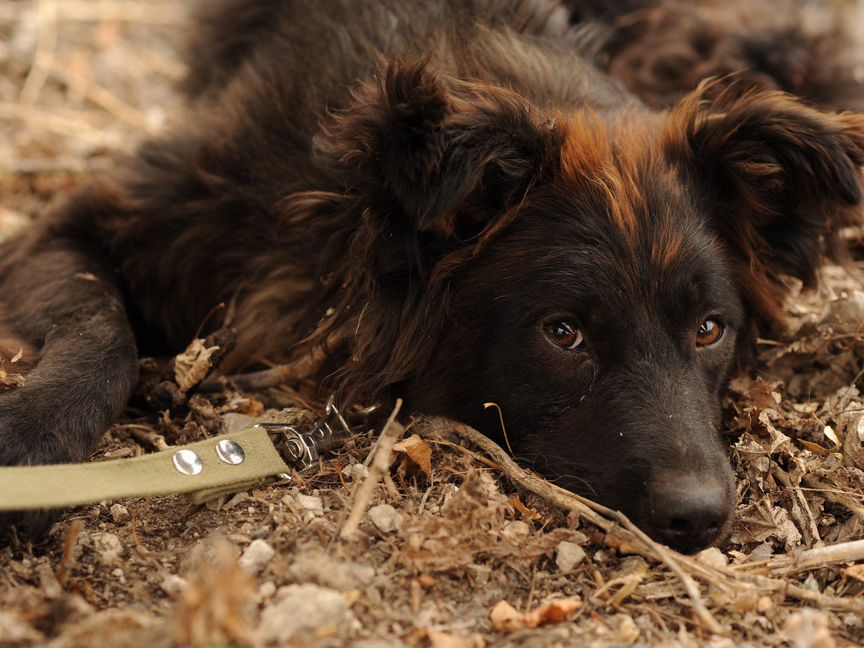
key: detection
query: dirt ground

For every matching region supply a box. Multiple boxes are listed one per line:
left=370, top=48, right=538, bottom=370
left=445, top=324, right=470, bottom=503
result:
left=2, top=2, right=864, bottom=646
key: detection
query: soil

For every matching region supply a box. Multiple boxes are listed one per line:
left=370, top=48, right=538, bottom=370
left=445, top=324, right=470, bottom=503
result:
left=1, top=2, right=864, bottom=646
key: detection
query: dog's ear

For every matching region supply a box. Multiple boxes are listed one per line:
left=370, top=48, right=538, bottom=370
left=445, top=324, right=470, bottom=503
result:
left=309, top=60, right=555, bottom=397
left=664, top=82, right=864, bottom=331
left=317, top=59, right=554, bottom=245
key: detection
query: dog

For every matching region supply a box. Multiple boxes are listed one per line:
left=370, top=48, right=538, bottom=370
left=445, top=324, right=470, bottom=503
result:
left=1, top=0, right=863, bottom=553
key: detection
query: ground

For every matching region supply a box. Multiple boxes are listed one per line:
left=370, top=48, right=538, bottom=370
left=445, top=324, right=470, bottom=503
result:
left=1, top=2, right=864, bottom=647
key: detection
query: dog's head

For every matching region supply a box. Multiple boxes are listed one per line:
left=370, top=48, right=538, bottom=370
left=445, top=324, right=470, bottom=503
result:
left=315, top=62, right=864, bottom=552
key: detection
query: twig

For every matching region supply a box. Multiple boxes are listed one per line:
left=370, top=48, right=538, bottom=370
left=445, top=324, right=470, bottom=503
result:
left=339, top=400, right=404, bottom=540
left=198, top=344, right=335, bottom=392
left=125, top=424, right=170, bottom=452
left=803, top=475, right=864, bottom=523
left=55, top=1, right=187, bottom=24
left=416, top=417, right=722, bottom=634
left=52, top=68, right=153, bottom=132
left=19, top=0, right=58, bottom=105
left=741, top=539, right=864, bottom=576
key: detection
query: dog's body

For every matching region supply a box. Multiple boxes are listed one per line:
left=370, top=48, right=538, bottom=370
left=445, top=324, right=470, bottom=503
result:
left=2, top=0, right=863, bottom=552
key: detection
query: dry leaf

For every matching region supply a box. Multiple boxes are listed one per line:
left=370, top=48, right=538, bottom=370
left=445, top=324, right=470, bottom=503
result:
left=490, top=598, right=581, bottom=633
left=426, top=630, right=485, bottom=648
left=174, top=338, right=220, bottom=392
left=843, top=564, right=864, bottom=582
left=508, top=495, right=541, bottom=520
left=489, top=600, right=524, bottom=633
left=393, top=433, right=433, bottom=481
left=0, top=366, right=25, bottom=391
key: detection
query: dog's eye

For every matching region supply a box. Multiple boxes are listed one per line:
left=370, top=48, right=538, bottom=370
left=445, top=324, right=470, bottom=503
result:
left=696, top=319, right=724, bottom=347
left=544, top=320, right=584, bottom=350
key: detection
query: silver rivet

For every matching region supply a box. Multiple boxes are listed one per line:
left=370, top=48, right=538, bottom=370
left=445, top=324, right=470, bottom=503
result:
left=216, top=439, right=245, bottom=465
left=173, top=449, right=203, bottom=476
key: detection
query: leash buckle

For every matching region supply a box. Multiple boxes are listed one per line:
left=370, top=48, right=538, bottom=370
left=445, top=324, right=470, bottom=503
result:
left=261, top=397, right=351, bottom=474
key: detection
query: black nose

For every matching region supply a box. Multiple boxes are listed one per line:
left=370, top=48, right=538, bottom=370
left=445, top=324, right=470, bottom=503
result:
left=648, top=474, right=731, bottom=554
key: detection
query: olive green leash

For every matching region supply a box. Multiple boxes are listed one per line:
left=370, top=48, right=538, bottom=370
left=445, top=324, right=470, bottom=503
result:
left=0, top=413, right=346, bottom=512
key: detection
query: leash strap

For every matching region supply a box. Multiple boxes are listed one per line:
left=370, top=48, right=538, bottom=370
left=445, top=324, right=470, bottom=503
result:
left=0, top=426, right=290, bottom=512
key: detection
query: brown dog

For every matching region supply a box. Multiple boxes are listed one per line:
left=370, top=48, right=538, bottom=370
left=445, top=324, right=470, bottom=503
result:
left=1, top=0, right=862, bottom=552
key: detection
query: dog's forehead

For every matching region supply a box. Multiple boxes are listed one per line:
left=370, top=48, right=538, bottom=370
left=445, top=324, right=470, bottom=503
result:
left=551, top=112, right=714, bottom=272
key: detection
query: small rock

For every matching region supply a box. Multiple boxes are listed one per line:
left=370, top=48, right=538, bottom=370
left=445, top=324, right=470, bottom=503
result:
left=555, top=541, right=586, bottom=572
left=222, top=412, right=255, bottom=434
left=260, top=584, right=354, bottom=644
left=826, top=290, right=864, bottom=328
left=259, top=581, right=277, bottom=599
left=368, top=504, right=403, bottom=534
left=109, top=503, right=130, bottom=524
left=342, top=463, right=369, bottom=482
left=502, top=520, right=530, bottom=541
left=239, top=539, right=276, bottom=574
left=748, top=541, right=774, bottom=563
left=296, top=493, right=324, bottom=514
left=289, top=551, right=375, bottom=591
left=92, top=532, right=123, bottom=565
left=783, top=609, right=835, bottom=648
left=695, top=547, right=728, bottom=570
left=160, top=574, right=188, bottom=596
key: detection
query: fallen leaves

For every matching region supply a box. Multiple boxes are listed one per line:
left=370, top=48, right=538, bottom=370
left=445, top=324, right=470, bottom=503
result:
left=174, top=338, right=219, bottom=392
left=393, top=433, right=433, bottom=482
left=489, top=597, right=581, bottom=633
left=0, top=347, right=25, bottom=391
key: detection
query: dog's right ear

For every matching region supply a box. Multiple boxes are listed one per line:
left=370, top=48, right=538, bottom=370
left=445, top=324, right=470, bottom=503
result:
left=317, top=60, right=556, bottom=245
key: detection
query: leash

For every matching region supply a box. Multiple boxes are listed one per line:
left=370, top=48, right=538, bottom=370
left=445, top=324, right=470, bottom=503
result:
left=0, top=404, right=349, bottom=512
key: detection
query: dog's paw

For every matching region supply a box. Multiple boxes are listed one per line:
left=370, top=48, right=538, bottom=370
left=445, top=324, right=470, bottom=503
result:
left=0, top=387, right=75, bottom=542
left=0, top=510, right=61, bottom=545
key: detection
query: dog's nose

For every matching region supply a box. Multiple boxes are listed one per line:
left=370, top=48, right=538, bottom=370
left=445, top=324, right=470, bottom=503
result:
left=648, top=474, right=731, bottom=553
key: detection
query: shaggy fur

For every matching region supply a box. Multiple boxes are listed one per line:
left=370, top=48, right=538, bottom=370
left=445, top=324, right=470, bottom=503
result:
left=1, top=0, right=863, bottom=551
left=587, top=0, right=864, bottom=112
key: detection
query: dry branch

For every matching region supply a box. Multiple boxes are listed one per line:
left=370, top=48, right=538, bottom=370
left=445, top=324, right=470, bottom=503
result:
left=198, top=342, right=338, bottom=392
left=339, top=400, right=405, bottom=540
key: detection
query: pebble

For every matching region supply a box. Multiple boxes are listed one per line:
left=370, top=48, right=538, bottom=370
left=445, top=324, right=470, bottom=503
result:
left=259, top=581, right=277, bottom=599
left=109, top=503, right=130, bottom=524
left=296, top=493, right=324, bottom=514
left=222, top=412, right=255, bottom=434
left=367, top=504, right=403, bottom=533
left=260, top=584, right=354, bottom=644
left=289, top=551, right=375, bottom=591
left=92, top=532, right=123, bottom=565
left=555, top=541, right=586, bottom=572
left=239, top=539, right=276, bottom=574
left=160, top=574, right=188, bottom=596
left=695, top=547, right=728, bottom=570
left=502, top=520, right=530, bottom=541
left=342, top=463, right=369, bottom=482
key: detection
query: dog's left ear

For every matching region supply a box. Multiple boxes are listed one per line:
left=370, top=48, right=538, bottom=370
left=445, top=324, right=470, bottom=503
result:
left=664, top=82, right=864, bottom=330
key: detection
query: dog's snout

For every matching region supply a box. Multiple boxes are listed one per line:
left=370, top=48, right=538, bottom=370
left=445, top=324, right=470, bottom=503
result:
left=648, top=474, right=731, bottom=554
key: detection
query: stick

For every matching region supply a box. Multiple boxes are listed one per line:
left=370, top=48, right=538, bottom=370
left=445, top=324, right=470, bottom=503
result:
left=416, top=417, right=722, bottom=634
left=339, top=400, right=404, bottom=540
left=749, top=539, right=864, bottom=576
left=19, top=0, right=58, bottom=105
left=198, top=343, right=335, bottom=392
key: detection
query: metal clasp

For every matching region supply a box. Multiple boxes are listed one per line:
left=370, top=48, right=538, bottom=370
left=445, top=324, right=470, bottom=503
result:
left=261, top=396, right=352, bottom=474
